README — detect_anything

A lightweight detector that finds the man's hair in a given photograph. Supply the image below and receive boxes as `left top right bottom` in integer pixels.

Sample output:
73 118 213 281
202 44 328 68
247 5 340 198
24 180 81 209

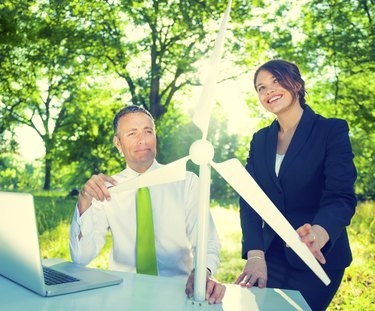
254 59 307 106
113 105 154 135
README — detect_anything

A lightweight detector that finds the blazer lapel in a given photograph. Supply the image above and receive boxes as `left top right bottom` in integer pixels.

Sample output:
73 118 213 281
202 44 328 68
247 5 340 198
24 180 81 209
266 120 283 192
278 105 315 179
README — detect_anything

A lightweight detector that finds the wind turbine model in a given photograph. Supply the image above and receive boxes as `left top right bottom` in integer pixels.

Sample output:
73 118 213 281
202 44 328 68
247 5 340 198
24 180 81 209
110 0 330 303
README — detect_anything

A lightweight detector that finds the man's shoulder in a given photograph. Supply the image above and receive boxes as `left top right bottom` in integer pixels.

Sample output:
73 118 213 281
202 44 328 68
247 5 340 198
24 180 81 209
154 160 198 181
111 169 126 176
110 169 128 183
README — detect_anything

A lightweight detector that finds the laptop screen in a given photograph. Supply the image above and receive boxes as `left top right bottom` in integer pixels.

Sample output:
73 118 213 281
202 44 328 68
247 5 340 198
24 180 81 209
0 192 46 295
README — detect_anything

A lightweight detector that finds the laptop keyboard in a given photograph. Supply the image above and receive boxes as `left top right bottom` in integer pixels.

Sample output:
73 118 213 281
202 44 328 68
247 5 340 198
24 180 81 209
43 266 80 286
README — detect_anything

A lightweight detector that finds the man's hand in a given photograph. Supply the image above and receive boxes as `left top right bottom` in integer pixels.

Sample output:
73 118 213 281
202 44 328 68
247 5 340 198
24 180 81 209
78 173 118 216
185 269 226 304
235 250 267 288
296 223 329 265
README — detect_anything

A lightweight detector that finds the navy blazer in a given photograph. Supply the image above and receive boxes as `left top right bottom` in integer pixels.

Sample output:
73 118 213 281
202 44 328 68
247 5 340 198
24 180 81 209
240 105 357 270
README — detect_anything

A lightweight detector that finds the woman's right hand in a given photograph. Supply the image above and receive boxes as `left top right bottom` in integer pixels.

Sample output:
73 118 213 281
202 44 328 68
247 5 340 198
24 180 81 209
235 250 267 288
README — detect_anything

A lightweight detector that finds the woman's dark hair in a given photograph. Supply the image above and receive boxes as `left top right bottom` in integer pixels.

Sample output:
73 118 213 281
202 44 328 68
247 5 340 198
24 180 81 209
254 59 307 106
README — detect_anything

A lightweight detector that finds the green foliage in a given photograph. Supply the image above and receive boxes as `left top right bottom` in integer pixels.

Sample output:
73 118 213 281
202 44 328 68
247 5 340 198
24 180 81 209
296 0 375 200
64 0 232 120
0 0 103 190
328 201 375 310
240 0 375 199
156 107 200 165
51 86 125 190
350 130 375 201
0 154 44 191
1 0 254 193
34 194 76 235
208 108 243 202
0 1 373 307
0 0 374 200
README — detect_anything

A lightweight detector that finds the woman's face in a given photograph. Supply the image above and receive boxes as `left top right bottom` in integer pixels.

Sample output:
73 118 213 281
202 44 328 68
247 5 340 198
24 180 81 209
255 69 298 116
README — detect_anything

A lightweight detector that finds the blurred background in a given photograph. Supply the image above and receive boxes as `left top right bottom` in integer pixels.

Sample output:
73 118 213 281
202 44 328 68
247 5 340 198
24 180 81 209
0 1 373 309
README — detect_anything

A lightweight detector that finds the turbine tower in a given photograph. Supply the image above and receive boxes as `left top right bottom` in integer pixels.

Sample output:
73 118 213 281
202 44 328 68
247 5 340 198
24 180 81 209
110 0 330 302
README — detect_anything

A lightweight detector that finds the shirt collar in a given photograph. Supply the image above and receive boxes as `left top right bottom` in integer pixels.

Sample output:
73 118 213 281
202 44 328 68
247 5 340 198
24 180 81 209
122 159 160 179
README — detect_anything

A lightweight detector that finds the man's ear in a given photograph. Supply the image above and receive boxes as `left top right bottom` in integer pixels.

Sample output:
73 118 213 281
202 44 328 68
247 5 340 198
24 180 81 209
113 135 121 153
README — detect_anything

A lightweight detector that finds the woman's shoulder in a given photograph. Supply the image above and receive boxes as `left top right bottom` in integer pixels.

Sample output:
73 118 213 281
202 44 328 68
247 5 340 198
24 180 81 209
310 115 351 143
304 104 345 123
313 113 349 131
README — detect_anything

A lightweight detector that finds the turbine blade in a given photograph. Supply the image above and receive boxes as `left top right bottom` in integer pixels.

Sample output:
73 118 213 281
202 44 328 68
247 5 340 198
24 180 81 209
211 158 331 285
193 0 232 140
109 156 190 193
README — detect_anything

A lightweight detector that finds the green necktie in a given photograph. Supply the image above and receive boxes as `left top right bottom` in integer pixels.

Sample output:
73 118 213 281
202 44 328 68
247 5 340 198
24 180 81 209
136 187 158 275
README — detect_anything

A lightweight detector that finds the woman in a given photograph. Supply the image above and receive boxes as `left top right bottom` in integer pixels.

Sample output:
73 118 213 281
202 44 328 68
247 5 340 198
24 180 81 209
235 59 357 310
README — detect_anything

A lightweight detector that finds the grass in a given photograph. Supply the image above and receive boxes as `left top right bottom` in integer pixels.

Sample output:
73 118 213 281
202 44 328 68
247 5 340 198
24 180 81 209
329 201 375 310
34 195 374 310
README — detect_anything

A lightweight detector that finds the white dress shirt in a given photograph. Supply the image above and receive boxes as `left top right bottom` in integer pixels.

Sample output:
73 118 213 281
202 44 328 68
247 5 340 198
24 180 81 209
70 160 221 277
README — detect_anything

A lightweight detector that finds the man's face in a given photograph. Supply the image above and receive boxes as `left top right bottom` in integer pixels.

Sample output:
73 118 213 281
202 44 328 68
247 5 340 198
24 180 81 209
114 112 157 173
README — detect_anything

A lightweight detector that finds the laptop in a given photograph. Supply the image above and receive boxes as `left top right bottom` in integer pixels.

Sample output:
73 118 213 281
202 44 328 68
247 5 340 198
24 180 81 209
0 191 123 296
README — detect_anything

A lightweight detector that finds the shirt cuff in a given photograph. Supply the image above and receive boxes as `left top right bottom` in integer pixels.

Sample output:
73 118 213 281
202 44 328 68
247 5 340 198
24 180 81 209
72 203 93 238
206 255 219 276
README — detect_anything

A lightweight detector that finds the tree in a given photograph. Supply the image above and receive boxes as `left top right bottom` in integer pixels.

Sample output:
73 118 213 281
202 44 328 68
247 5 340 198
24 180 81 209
297 0 375 199
238 0 375 199
68 0 260 120
0 1 103 189
51 86 125 190
1 0 259 190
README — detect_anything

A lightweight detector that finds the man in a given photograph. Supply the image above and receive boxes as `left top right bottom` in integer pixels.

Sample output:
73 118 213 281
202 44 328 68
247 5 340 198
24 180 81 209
69 105 225 304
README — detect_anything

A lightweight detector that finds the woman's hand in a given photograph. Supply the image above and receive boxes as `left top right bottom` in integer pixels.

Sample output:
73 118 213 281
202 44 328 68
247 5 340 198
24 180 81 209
235 250 267 288
296 223 330 264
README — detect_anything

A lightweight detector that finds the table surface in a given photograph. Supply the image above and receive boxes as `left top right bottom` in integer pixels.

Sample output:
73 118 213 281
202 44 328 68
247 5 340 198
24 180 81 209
0 259 311 311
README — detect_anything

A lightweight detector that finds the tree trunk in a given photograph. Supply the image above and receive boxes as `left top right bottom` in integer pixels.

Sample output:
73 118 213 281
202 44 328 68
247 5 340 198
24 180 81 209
43 140 52 190
43 155 52 190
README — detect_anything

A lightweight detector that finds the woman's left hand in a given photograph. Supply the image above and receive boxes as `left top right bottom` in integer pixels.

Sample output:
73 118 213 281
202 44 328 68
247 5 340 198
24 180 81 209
296 223 330 264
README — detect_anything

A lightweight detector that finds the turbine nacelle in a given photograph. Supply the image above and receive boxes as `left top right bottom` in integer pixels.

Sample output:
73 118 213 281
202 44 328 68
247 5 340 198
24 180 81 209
189 140 214 165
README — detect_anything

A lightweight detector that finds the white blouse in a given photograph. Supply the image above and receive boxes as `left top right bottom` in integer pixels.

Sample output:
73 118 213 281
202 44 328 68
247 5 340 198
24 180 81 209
275 153 285 177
